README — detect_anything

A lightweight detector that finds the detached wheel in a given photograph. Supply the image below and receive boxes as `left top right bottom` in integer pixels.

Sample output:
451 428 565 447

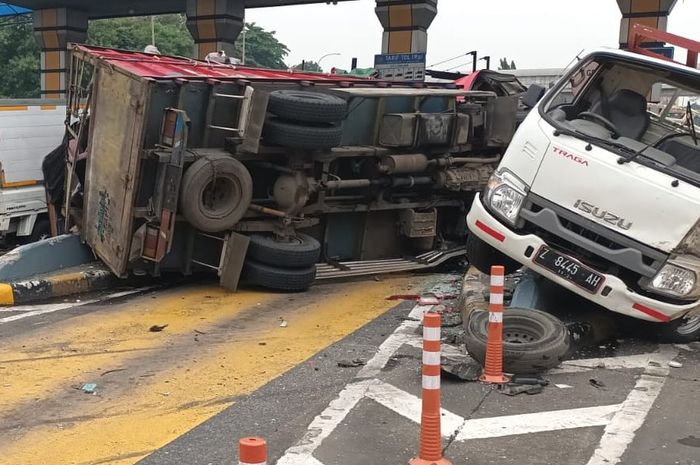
466 233 521 275
180 155 253 233
243 259 317 292
248 233 321 267
465 308 570 374
268 90 347 123
263 118 343 150
654 314 700 343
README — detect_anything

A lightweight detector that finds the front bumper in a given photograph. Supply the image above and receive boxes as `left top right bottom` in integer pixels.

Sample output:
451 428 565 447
467 195 699 322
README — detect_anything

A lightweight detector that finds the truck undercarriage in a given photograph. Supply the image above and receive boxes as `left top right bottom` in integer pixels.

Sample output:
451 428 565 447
60 45 518 291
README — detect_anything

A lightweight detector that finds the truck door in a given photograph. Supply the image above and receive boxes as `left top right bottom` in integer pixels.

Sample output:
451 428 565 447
82 68 149 276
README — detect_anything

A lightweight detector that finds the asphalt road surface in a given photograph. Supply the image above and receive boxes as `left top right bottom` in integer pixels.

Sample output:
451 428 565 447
1 272 698 465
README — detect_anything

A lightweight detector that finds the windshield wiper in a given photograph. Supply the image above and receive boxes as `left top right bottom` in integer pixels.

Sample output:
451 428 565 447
553 125 659 166
553 126 637 156
688 102 698 146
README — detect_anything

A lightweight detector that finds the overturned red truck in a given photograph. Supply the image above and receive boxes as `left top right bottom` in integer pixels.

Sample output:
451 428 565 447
55 45 523 291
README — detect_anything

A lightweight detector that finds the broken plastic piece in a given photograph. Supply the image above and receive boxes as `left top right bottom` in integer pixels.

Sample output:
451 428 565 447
668 360 683 368
81 383 97 394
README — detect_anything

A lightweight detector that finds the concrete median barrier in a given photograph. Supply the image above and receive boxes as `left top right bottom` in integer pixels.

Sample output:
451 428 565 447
0 265 117 306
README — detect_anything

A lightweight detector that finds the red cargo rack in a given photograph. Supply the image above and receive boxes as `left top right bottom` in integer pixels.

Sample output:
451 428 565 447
629 23 700 69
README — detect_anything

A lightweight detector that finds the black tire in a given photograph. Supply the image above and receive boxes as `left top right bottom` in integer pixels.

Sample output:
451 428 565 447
243 259 317 292
652 315 700 343
268 90 347 123
263 118 343 150
466 233 521 275
465 308 570 374
247 233 321 267
180 155 253 233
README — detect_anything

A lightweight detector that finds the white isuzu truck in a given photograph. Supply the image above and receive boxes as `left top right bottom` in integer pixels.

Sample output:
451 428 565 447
466 26 700 341
0 100 64 244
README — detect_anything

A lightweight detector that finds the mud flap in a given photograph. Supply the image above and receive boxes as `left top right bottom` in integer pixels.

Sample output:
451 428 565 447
219 232 250 291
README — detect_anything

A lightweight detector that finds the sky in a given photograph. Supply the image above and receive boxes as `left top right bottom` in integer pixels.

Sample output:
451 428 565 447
246 0 700 72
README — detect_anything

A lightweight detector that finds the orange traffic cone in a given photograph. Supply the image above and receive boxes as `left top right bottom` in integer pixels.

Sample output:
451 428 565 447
479 265 510 384
239 437 267 465
410 312 452 465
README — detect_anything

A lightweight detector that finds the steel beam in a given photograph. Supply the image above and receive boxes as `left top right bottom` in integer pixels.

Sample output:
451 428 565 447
11 0 357 18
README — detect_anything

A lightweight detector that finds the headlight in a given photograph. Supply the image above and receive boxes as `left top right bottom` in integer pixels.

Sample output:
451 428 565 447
483 169 528 225
644 256 700 300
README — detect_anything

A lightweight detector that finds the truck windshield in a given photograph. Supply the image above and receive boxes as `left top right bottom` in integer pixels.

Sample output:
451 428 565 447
541 54 700 187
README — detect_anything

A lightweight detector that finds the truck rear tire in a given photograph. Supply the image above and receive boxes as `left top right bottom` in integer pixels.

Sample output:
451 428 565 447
247 233 321 267
263 118 343 150
466 233 521 275
268 90 347 123
180 155 253 233
243 259 317 292
465 308 570 374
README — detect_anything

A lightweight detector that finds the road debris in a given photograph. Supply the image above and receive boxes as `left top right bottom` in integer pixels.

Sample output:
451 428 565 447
440 356 480 381
555 383 573 389
337 359 366 368
589 379 606 389
279 319 288 328
500 383 544 396
149 324 168 332
81 383 97 394
668 360 683 368
100 368 126 377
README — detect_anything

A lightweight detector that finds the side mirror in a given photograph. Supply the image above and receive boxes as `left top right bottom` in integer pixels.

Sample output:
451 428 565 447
521 84 546 109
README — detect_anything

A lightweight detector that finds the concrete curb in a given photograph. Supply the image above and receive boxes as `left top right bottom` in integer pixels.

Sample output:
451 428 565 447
0 266 118 306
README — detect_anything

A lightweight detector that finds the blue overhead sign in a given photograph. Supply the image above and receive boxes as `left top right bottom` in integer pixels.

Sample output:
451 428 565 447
374 53 426 66
645 46 675 60
374 52 427 82
0 3 30 16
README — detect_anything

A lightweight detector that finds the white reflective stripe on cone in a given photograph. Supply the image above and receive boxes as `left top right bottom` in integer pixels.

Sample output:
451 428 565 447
422 375 441 390
489 293 504 305
423 326 441 341
423 351 441 365
490 274 505 286
489 312 503 323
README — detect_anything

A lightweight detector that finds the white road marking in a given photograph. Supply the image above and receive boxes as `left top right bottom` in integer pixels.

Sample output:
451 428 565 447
365 380 465 435
275 274 677 465
0 288 151 324
455 404 620 441
277 283 447 464
549 353 654 374
404 335 465 358
365 379 620 441
275 380 376 465
585 347 676 465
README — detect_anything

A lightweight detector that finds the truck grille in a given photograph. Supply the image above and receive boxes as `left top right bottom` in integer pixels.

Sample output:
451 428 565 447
517 194 667 279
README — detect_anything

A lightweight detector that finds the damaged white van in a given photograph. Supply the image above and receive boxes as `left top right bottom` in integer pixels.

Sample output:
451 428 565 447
466 44 700 341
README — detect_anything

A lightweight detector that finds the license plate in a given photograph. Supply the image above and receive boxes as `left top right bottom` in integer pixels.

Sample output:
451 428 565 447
533 246 605 293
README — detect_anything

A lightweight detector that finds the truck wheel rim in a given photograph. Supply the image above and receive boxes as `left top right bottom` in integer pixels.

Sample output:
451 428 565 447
676 316 700 336
202 177 238 217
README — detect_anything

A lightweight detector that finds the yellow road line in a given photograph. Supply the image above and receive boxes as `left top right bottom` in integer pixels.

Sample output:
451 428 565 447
0 276 418 465
0 284 277 417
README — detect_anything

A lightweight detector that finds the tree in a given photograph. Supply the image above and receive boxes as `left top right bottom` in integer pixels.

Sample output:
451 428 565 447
88 14 194 57
235 22 289 69
291 60 323 72
0 15 290 98
0 18 40 98
498 58 517 70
